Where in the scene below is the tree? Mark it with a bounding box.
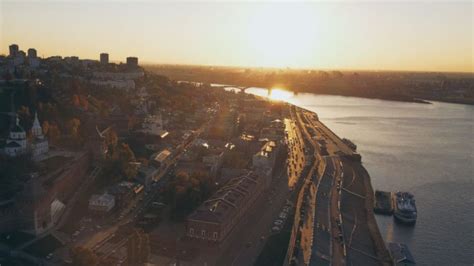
[67,118,81,138]
[72,94,80,107]
[47,123,61,144]
[101,142,137,183]
[167,170,214,220]
[41,121,49,135]
[79,95,89,110]
[104,129,118,148]
[17,105,32,130]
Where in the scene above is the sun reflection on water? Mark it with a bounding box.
[268,88,294,101]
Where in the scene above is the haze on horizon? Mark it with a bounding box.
[1,0,472,73]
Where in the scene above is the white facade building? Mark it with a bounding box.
[4,116,28,157]
[31,112,49,159]
[3,113,49,159]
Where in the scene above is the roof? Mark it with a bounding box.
[389,243,416,264]
[187,172,260,224]
[5,141,21,148]
[153,149,171,163]
[11,124,25,133]
[89,193,115,203]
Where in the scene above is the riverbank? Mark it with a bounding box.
[289,94,473,265]
[145,65,474,106]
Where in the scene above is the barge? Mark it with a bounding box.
[374,190,394,214]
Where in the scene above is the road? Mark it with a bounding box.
[285,108,391,266]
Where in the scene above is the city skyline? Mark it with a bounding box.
[1,1,473,72]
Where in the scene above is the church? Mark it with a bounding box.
[3,112,49,159]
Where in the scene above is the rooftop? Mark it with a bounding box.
[187,172,259,224]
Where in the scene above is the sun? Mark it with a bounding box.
[268,88,294,101]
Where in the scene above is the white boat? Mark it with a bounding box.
[394,192,417,224]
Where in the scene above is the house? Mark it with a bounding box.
[89,193,115,213]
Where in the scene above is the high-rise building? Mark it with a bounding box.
[28,48,37,58]
[126,57,138,67]
[9,44,19,57]
[100,53,109,64]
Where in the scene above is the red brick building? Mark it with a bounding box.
[186,172,268,243]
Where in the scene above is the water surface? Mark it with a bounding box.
[245,88,473,265]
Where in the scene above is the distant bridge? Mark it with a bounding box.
[212,84,251,93]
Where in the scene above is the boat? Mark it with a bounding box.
[374,190,393,214]
[394,192,417,224]
[388,242,416,265]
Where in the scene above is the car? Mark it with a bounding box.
[279,213,287,219]
[272,226,281,232]
[274,220,284,226]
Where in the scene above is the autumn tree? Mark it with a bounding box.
[17,105,32,130]
[47,123,61,144]
[100,142,138,186]
[67,118,81,138]
[72,94,80,107]
[41,121,49,135]
[167,170,214,220]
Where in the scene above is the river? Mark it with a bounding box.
[239,87,473,265]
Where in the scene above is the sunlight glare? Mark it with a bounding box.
[268,88,294,101]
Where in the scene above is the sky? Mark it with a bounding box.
[0,0,472,72]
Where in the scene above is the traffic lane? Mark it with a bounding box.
[312,176,332,259]
[330,157,346,265]
[340,161,379,265]
[310,157,338,262]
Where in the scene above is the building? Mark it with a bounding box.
[4,116,28,157]
[27,48,37,58]
[100,53,109,64]
[15,177,53,235]
[28,57,40,68]
[3,113,49,159]
[252,141,277,170]
[89,193,115,213]
[260,119,285,141]
[90,79,136,90]
[9,44,19,57]
[126,57,138,67]
[202,149,224,178]
[108,181,144,209]
[137,165,159,190]
[151,149,172,169]
[30,112,49,159]
[186,172,268,243]
[0,152,90,235]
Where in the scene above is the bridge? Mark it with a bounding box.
[212,84,251,93]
